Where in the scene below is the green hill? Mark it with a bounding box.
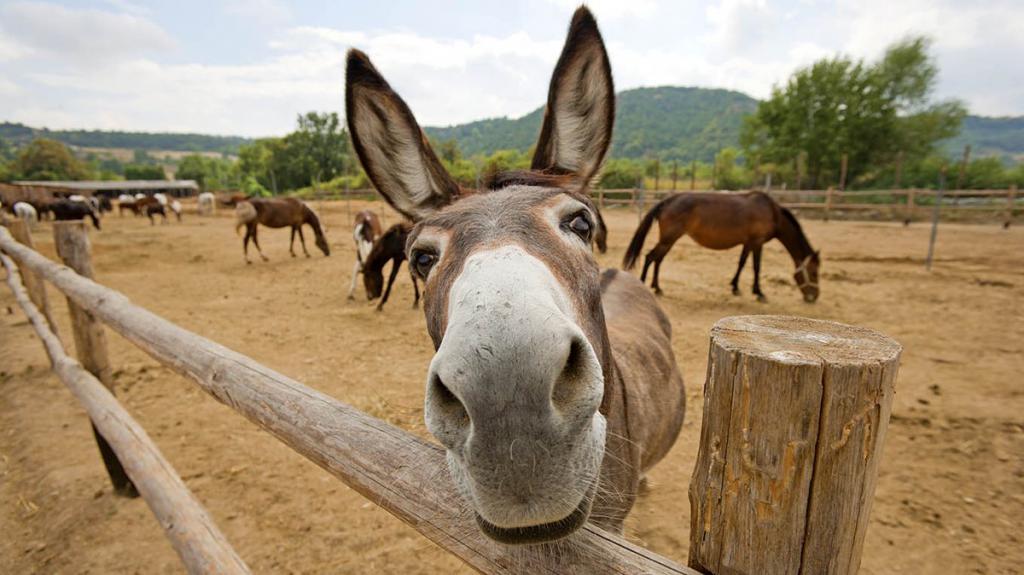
[939,115,1024,162]
[0,122,251,155]
[425,86,758,163]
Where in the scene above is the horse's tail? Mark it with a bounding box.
[234,201,256,235]
[622,196,669,270]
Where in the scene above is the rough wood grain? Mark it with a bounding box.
[688,315,900,575]
[7,219,58,335]
[1,252,251,575]
[52,222,138,496]
[0,226,696,575]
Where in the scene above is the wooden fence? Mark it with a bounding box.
[592,186,1019,225]
[0,220,902,574]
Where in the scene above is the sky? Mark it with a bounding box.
[0,0,1021,138]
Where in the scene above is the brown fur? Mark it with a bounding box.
[623,191,821,301]
[237,198,329,263]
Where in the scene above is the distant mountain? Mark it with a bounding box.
[939,115,1024,162]
[425,86,759,163]
[0,122,251,155]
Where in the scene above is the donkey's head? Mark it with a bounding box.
[347,7,615,544]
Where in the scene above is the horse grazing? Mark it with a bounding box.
[146,202,168,225]
[623,191,821,302]
[361,222,419,311]
[234,198,329,264]
[169,200,182,222]
[346,6,684,543]
[13,202,38,229]
[50,199,101,230]
[197,192,216,215]
[347,210,383,300]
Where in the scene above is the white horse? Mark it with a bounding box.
[154,193,169,206]
[13,202,38,229]
[170,200,182,222]
[135,193,146,201]
[197,192,216,216]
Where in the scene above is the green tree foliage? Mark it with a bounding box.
[124,163,166,180]
[598,158,643,188]
[713,147,752,190]
[742,36,965,189]
[9,138,90,181]
[176,154,239,190]
[0,122,249,154]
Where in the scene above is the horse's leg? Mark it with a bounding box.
[289,227,297,257]
[297,226,310,257]
[347,259,361,300]
[377,259,402,312]
[731,246,750,295]
[648,242,675,295]
[251,224,269,261]
[752,244,766,302]
[243,227,252,264]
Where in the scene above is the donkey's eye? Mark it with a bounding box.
[562,211,592,242]
[412,250,438,277]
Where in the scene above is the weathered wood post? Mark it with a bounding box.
[838,153,848,191]
[689,315,900,575]
[1006,185,1017,229]
[53,221,138,497]
[7,219,59,335]
[824,186,834,222]
[598,188,605,210]
[904,189,916,226]
[691,160,698,190]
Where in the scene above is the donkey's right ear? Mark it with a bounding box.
[346,50,461,222]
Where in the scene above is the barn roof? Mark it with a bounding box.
[14,180,199,191]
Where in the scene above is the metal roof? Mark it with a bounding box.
[14,180,199,191]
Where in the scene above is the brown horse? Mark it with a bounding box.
[362,222,420,311]
[347,210,384,300]
[623,191,821,302]
[346,6,684,543]
[234,198,329,264]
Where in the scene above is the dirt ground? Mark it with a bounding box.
[1,199,1021,574]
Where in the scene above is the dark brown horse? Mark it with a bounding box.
[50,199,101,230]
[347,210,384,300]
[623,191,820,301]
[362,222,419,311]
[234,198,329,264]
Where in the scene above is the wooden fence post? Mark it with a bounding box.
[598,188,605,210]
[904,189,916,226]
[689,315,900,575]
[824,186,834,222]
[1006,185,1017,229]
[7,219,59,335]
[838,153,848,191]
[53,221,138,497]
[691,160,697,190]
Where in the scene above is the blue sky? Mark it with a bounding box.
[1,0,1021,137]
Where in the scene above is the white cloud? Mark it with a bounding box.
[541,0,658,21]
[0,1,174,65]
[223,0,292,27]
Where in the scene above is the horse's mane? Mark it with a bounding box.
[779,206,815,257]
[300,202,326,238]
[364,223,409,272]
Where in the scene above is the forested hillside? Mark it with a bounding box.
[0,122,250,154]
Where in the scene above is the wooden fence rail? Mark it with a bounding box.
[1,251,250,575]
[0,224,694,575]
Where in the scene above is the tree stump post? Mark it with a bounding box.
[53,222,138,497]
[688,315,901,575]
[7,219,59,335]
[824,186,834,222]
[904,189,916,226]
[1006,185,1017,229]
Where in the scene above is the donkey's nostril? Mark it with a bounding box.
[428,373,470,433]
[551,336,593,410]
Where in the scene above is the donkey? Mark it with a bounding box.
[361,222,420,311]
[234,197,329,264]
[623,191,821,302]
[347,209,384,300]
[346,6,684,543]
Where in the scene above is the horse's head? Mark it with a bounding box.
[795,250,820,302]
[315,234,330,257]
[347,6,614,544]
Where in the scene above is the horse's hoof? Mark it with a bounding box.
[654,288,663,296]
[375,306,384,312]
[246,260,252,265]
[290,253,296,258]
[261,256,269,262]
[756,294,767,303]
[732,287,741,296]
[305,253,311,258]
[346,295,355,301]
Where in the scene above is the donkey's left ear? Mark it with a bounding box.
[346,49,461,222]
[531,7,615,185]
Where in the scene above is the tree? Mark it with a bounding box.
[742,36,965,189]
[10,138,90,181]
[124,163,166,180]
[290,112,351,184]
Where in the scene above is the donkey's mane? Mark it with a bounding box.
[484,169,575,191]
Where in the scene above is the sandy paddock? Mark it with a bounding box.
[1,199,1021,574]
